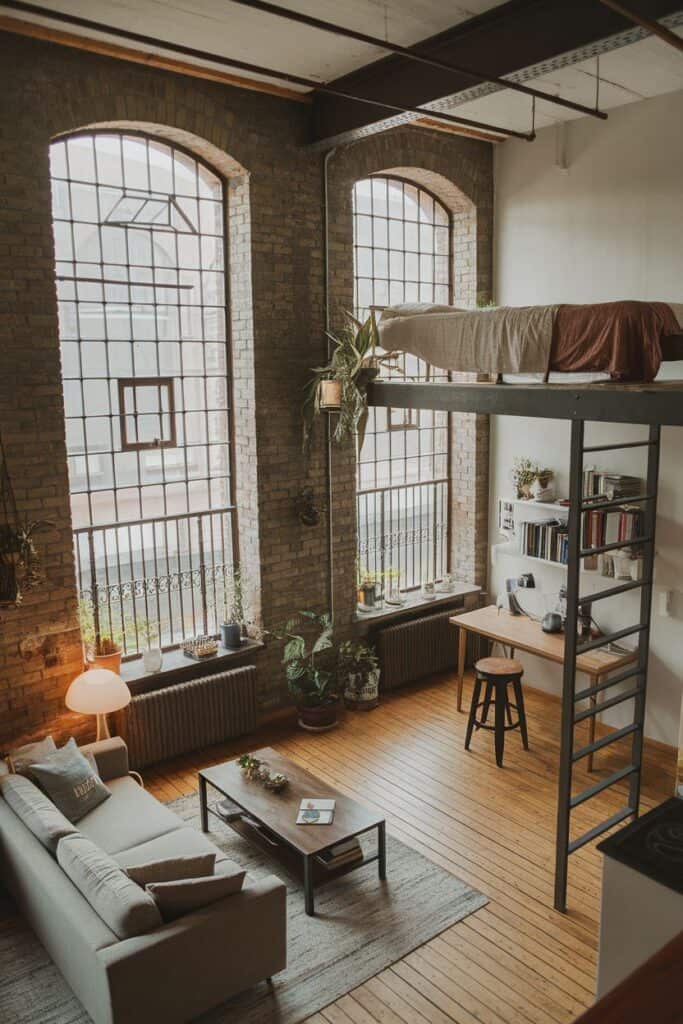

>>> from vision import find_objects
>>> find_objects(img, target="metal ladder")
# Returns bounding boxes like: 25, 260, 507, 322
554, 421, 661, 912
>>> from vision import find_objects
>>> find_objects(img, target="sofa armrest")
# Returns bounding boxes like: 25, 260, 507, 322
80, 737, 129, 782
97, 875, 287, 1024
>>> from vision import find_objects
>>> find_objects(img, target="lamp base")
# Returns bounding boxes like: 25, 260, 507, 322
95, 714, 111, 742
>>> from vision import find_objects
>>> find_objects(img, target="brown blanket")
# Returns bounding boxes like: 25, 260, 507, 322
551, 301, 680, 381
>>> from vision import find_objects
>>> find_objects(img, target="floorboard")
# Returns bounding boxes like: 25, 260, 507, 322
145, 671, 676, 1024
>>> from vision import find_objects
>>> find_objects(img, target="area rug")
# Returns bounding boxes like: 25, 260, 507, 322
0, 793, 487, 1024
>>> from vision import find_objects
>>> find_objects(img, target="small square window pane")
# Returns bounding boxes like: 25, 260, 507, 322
204, 341, 227, 374
114, 451, 138, 487
405, 252, 418, 280
373, 280, 388, 306
210, 477, 229, 509
207, 410, 229, 441
371, 179, 388, 217
101, 226, 127, 264
419, 194, 434, 223
90, 489, 117, 525
389, 251, 403, 279
50, 141, 67, 179
355, 214, 372, 244
67, 137, 96, 182
206, 378, 227, 409
141, 485, 165, 518
405, 222, 418, 250
51, 179, 70, 219
354, 180, 372, 215
116, 487, 141, 520
178, 234, 200, 269
373, 249, 388, 278
148, 142, 173, 194
83, 380, 110, 416
403, 185, 419, 221
186, 447, 208, 480
165, 482, 188, 515
356, 247, 372, 276
373, 219, 388, 248
80, 341, 108, 377
183, 378, 205, 411
389, 280, 405, 305
420, 253, 433, 282
53, 221, 73, 261
388, 219, 403, 248
189, 479, 210, 511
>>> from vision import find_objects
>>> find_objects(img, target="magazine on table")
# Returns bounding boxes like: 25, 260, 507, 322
296, 798, 336, 825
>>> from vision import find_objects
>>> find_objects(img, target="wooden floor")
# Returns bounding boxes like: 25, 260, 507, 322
145, 672, 676, 1024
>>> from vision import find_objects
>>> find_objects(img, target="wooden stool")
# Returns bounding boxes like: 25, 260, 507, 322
465, 657, 529, 767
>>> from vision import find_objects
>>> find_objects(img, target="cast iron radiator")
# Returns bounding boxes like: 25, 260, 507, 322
377, 611, 489, 693
114, 665, 257, 769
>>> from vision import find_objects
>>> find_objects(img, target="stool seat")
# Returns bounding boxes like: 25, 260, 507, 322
475, 656, 523, 677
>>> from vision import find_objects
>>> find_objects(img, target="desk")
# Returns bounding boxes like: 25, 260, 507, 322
450, 605, 638, 771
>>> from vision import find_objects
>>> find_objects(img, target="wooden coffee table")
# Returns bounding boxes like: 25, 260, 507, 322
198, 747, 386, 916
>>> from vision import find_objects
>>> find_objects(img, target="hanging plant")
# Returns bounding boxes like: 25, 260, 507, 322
302, 311, 401, 458
0, 520, 52, 606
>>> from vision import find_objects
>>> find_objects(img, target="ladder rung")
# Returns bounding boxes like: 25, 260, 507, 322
574, 666, 643, 703
576, 623, 646, 655
574, 685, 643, 722
582, 440, 657, 453
568, 806, 636, 853
572, 722, 641, 763
581, 493, 655, 512
570, 764, 638, 808
577, 579, 649, 605
580, 535, 652, 558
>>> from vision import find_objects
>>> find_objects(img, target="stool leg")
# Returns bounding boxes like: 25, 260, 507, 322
465, 677, 483, 751
513, 679, 529, 750
481, 680, 494, 724
504, 683, 514, 726
494, 679, 506, 767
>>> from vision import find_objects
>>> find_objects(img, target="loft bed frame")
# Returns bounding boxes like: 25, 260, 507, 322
367, 378, 683, 911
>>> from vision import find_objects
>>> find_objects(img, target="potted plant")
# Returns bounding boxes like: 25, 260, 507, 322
302, 311, 400, 457
274, 610, 339, 731
79, 599, 123, 673
0, 519, 51, 606
220, 566, 244, 649
511, 457, 538, 499
357, 568, 380, 610
338, 640, 380, 711
137, 618, 163, 673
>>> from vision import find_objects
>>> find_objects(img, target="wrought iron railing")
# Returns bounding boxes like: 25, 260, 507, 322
357, 480, 449, 592
74, 508, 236, 656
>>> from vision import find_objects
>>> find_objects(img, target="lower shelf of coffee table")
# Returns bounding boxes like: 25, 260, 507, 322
209, 803, 378, 887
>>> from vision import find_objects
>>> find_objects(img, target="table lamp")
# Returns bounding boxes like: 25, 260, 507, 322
66, 669, 131, 741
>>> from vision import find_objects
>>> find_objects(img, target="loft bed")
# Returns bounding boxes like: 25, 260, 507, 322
366, 316, 683, 913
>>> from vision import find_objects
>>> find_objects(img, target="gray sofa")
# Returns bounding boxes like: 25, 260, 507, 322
0, 738, 287, 1024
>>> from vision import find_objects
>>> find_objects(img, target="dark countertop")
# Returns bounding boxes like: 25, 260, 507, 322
597, 796, 683, 895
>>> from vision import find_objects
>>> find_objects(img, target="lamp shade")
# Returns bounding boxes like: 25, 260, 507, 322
66, 669, 131, 715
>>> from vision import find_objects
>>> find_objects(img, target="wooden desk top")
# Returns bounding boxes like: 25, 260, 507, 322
450, 605, 636, 677
200, 747, 383, 856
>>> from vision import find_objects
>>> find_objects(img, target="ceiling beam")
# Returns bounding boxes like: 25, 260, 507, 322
0, 1, 532, 140
311, 0, 683, 144
599, 0, 683, 51
227, 0, 606, 121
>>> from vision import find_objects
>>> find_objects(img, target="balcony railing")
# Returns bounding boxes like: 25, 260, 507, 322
74, 508, 236, 656
357, 479, 449, 592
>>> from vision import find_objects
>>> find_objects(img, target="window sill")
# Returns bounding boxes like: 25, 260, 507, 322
354, 583, 481, 632
120, 639, 263, 696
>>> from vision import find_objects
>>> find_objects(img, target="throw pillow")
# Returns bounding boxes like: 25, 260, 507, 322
29, 738, 111, 823
57, 834, 162, 939
147, 869, 245, 922
0, 773, 78, 854
7, 736, 57, 775
126, 852, 216, 886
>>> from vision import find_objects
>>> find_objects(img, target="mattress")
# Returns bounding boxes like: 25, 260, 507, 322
379, 301, 683, 382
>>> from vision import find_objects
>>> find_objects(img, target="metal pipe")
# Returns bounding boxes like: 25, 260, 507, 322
3, 1, 533, 140
599, 0, 683, 52
323, 146, 337, 623
227, 0, 608, 120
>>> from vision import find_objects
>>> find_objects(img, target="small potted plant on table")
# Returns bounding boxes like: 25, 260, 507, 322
275, 610, 339, 731
338, 640, 380, 711
220, 566, 244, 650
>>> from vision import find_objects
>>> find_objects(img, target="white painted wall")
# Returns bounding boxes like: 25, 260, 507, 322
491, 90, 683, 746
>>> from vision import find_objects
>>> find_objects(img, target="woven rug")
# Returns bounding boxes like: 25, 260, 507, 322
0, 793, 487, 1024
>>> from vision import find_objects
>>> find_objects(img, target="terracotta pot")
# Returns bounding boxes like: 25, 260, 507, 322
297, 701, 339, 731
88, 649, 122, 674
319, 379, 342, 409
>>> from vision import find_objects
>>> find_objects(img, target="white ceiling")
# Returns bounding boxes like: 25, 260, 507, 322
2, 0, 683, 135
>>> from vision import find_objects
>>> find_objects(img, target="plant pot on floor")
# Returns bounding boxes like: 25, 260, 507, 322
297, 701, 339, 732
344, 668, 380, 711
220, 622, 242, 649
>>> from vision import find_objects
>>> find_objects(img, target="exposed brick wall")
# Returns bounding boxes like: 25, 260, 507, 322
0, 32, 492, 748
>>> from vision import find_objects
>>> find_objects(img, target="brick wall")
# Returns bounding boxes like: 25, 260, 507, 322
0, 32, 492, 748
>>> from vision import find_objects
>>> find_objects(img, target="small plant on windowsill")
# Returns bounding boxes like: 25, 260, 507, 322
220, 565, 244, 650
135, 618, 164, 674
302, 311, 401, 458
79, 598, 124, 674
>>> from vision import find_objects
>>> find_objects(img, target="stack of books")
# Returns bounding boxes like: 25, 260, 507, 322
520, 519, 569, 564
583, 470, 642, 501
318, 838, 363, 871
582, 505, 644, 569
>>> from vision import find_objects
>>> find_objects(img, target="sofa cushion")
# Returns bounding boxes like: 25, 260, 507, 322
114, 825, 230, 870
7, 735, 57, 775
78, 776, 182, 855
29, 738, 111, 823
0, 773, 78, 854
126, 852, 216, 886
57, 833, 163, 939
147, 866, 245, 922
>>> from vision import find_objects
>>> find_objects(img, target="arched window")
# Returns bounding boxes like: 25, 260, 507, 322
353, 176, 451, 592
50, 131, 236, 655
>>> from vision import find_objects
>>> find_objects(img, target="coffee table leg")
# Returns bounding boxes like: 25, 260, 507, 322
378, 822, 387, 880
199, 775, 209, 833
304, 855, 315, 916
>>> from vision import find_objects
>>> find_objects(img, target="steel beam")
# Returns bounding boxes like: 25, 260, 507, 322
600, 0, 683, 51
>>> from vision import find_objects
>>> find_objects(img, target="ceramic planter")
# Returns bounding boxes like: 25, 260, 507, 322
88, 649, 122, 674
220, 622, 242, 649
344, 668, 380, 711
319, 379, 342, 409
297, 701, 339, 731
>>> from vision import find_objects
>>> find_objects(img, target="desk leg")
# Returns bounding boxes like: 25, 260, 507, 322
457, 628, 467, 713
587, 675, 600, 773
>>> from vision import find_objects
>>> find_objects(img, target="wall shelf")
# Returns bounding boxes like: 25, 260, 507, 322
492, 542, 599, 576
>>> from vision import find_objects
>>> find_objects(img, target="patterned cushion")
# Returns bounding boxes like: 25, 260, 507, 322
29, 738, 111, 823
57, 833, 162, 939
0, 773, 77, 853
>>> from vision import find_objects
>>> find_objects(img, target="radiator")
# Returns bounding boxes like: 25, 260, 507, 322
377, 611, 489, 693
114, 665, 257, 769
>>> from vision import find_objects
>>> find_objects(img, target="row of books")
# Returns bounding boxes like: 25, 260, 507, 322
583, 469, 642, 501
520, 505, 643, 567
318, 837, 363, 871
520, 519, 569, 564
